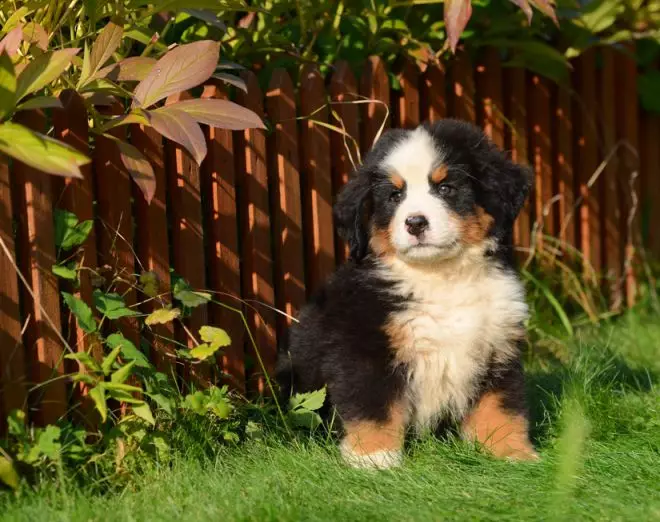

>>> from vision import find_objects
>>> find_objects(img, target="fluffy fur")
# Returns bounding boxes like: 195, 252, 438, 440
277, 119, 537, 468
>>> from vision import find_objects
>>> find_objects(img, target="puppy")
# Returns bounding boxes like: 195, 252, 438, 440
277, 119, 536, 469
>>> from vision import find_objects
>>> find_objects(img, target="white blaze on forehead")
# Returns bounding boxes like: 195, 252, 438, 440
381, 127, 442, 187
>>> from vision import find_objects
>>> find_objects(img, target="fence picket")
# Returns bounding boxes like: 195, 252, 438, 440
164, 92, 211, 387
554, 84, 576, 249
52, 90, 102, 424
600, 48, 623, 308
476, 48, 504, 148
200, 84, 245, 392
574, 50, 602, 279
504, 68, 531, 252
360, 56, 390, 154
641, 114, 660, 260
0, 157, 26, 432
614, 45, 640, 306
397, 59, 420, 129
529, 74, 554, 245
329, 61, 360, 263
451, 52, 476, 122
12, 110, 66, 426
300, 66, 335, 295
235, 71, 276, 394
421, 62, 447, 123
131, 124, 176, 378
266, 69, 307, 341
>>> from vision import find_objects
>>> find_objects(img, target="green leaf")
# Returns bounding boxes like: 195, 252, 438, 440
61, 292, 97, 334
7, 409, 26, 437
132, 402, 155, 426
139, 271, 160, 297
183, 391, 206, 414
103, 382, 142, 392
145, 307, 181, 326
105, 388, 144, 404
164, 98, 265, 131
189, 343, 220, 360
35, 425, 61, 460
287, 409, 323, 429
522, 269, 574, 337
289, 387, 326, 412
173, 279, 211, 308
52, 263, 77, 280
93, 290, 140, 320
0, 456, 20, 489
132, 40, 220, 109
101, 345, 122, 375
16, 96, 63, 112
199, 326, 231, 348
106, 333, 150, 368
79, 18, 123, 87
111, 360, 136, 384
15, 48, 80, 103
71, 372, 95, 385
65, 351, 102, 373
54, 209, 93, 250
148, 107, 207, 165
147, 392, 174, 415
0, 123, 89, 178
0, 52, 16, 121
89, 385, 107, 422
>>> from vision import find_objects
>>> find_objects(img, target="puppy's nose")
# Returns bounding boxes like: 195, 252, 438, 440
405, 215, 429, 236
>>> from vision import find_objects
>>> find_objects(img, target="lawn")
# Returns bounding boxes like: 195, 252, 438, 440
1, 311, 659, 522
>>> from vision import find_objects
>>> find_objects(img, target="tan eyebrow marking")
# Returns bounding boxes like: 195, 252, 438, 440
430, 165, 448, 183
390, 172, 405, 189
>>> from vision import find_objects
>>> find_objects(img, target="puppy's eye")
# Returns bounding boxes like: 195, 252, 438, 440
438, 184, 456, 197
389, 190, 403, 203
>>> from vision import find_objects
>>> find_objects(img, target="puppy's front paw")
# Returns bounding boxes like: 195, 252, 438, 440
340, 441, 403, 470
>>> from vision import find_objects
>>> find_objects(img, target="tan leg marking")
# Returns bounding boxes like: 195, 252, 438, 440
341, 402, 408, 469
462, 391, 538, 461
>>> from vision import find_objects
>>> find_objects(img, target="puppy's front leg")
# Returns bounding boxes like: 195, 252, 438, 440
340, 402, 408, 470
461, 360, 538, 461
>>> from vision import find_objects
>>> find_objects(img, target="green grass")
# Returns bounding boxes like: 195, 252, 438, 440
1, 312, 659, 522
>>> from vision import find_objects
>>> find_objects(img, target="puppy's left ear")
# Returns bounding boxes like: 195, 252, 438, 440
334, 171, 372, 261
479, 148, 533, 227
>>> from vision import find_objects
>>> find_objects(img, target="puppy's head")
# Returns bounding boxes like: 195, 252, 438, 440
334, 120, 532, 263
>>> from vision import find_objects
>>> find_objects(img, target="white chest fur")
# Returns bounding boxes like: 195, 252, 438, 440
380, 252, 528, 429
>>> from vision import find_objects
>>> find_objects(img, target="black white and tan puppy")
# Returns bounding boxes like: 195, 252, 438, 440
276, 119, 537, 469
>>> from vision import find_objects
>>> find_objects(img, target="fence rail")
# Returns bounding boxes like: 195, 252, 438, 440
0, 49, 658, 430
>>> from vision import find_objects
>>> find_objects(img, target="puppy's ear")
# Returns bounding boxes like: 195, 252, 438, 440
479, 148, 533, 228
334, 171, 372, 261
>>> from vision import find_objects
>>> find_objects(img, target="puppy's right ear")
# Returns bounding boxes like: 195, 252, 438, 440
334, 171, 372, 261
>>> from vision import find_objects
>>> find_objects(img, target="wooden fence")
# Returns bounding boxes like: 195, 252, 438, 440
1, 48, 659, 430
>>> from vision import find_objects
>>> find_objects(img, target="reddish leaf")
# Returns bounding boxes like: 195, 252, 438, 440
530, 0, 558, 24
132, 40, 220, 109
444, 0, 473, 53
509, 0, 533, 23
97, 57, 157, 82
113, 137, 156, 203
148, 106, 207, 165
165, 98, 265, 130
22, 23, 48, 51
0, 27, 23, 57
212, 72, 247, 92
